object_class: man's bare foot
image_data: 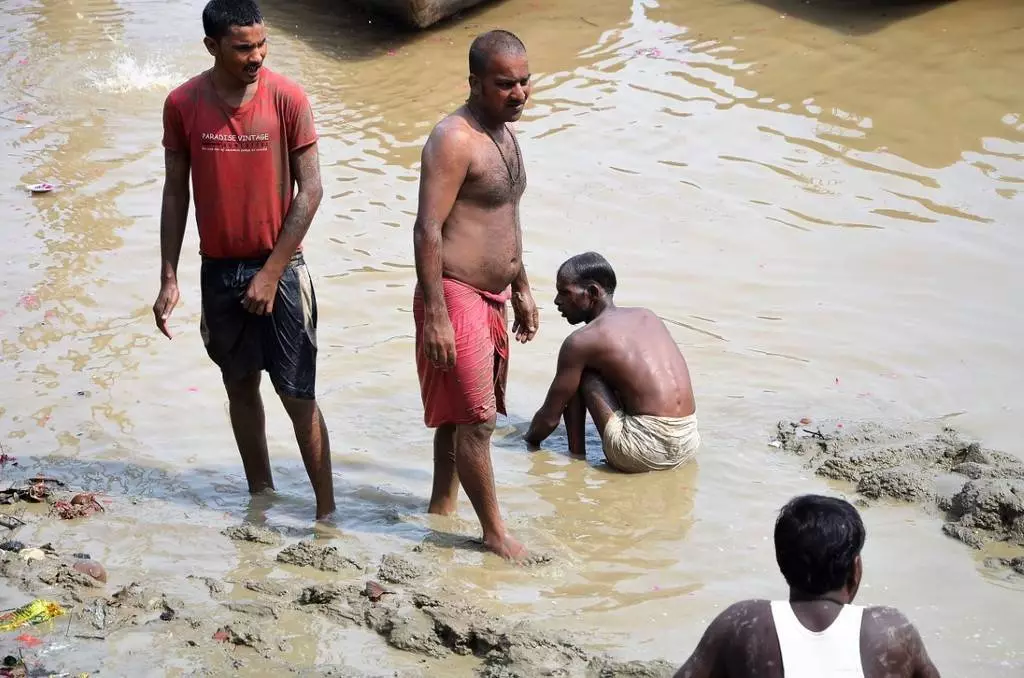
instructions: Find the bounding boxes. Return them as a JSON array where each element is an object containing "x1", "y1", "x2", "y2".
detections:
[
  {"x1": 483, "y1": 532, "x2": 529, "y2": 563},
  {"x1": 427, "y1": 501, "x2": 458, "y2": 517},
  {"x1": 315, "y1": 505, "x2": 337, "y2": 523}
]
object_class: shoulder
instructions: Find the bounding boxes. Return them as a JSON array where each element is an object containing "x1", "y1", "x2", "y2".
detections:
[
  {"x1": 164, "y1": 72, "x2": 206, "y2": 109},
  {"x1": 718, "y1": 599, "x2": 771, "y2": 626},
  {"x1": 428, "y1": 112, "x2": 475, "y2": 148},
  {"x1": 633, "y1": 307, "x2": 661, "y2": 323},
  {"x1": 862, "y1": 605, "x2": 915, "y2": 631},
  {"x1": 861, "y1": 606, "x2": 924, "y2": 651},
  {"x1": 262, "y1": 68, "x2": 310, "y2": 104},
  {"x1": 861, "y1": 606, "x2": 937, "y2": 673},
  {"x1": 559, "y1": 328, "x2": 589, "y2": 356},
  {"x1": 422, "y1": 113, "x2": 475, "y2": 165},
  {"x1": 699, "y1": 600, "x2": 770, "y2": 648}
]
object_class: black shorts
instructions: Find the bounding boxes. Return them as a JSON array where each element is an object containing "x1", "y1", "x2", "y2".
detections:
[{"x1": 199, "y1": 252, "x2": 318, "y2": 400}]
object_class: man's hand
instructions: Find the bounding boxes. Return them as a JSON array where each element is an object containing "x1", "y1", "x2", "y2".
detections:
[
  {"x1": 153, "y1": 280, "x2": 180, "y2": 339},
  {"x1": 511, "y1": 290, "x2": 539, "y2": 343},
  {"x1": 523, "y1": 428, "x2": 543, "y2": 451},
  {"x1": 242, "y1": 268, "x2": 281, "y2": 316},
  {"x1": 423, "y1": 315, "x2": 456, "y2": 370}
]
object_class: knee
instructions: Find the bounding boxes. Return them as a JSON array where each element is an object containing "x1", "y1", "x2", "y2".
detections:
[
  {"x1": 280, "y1": 394, "x2": 317, "y2": 420},
  {"x1": 458, "y1": 418, "x2": 496, "y2": 444},
  {"x1": 224, "y1": 373, "x2": 261, "y2": 404}
]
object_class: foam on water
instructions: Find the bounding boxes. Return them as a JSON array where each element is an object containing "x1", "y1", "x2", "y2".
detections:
[{"x1": 85, "y1": 51, "x2": 184, "y2": 93}]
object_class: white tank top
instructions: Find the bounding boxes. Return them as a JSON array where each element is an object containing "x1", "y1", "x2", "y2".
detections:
[{"x1": 770, "y1": 600, "x2": 865, "y2": 678}]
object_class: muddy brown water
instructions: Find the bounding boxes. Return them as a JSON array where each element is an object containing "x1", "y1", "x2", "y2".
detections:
[{"x1": 0, "y1": 0, "x2": 1022, "y2": 674}]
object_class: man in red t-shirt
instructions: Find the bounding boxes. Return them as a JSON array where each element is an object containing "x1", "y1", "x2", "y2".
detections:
[{"x1": 153, "y1": 0, "x2": 335, "y2": 520}]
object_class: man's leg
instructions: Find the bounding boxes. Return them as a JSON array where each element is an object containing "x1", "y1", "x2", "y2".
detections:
[
  {"x1": 201, "y1": 259, "x2": 274, "y2": 495},
  {"x1": 280, "y1": 395, "x2": 335, "y2": 520},
  {"x1": 268, "y1": 257, "x2": 335, "y2": 520},
  {"x1": 454, "y1": 416, "x2": 526, "y2": 561},
  {"x1": 563, "y1": 391, "x2": 587, "y2": 457},
  {"x1": 223, "y1": 371, "x2": 274, "y2": 493},
  {"x1": 428, "y1": 423, "x2": 459, "y2": 515},
  {"x1": 580, "y1": 369, "x2": 621, "y2": 441}
]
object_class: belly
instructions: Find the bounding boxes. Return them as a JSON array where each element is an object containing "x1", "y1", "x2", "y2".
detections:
[{"x1": 441, "y1": 206, "x2": 521, "y2": 294}]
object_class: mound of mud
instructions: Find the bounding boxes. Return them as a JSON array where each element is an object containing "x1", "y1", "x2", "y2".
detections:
[
  {"x1": 292, "y1": 583, "x2": 675, "y2": 677},
  {"x1": 223, "y1": 524, "x2": 282, "y2": 546},
  {"x1": 277, "y1": 540, "x2": 365, "y2": 572},
  {"x1": 774, "y1": 420, "x2": 1024, "y2": 569}
]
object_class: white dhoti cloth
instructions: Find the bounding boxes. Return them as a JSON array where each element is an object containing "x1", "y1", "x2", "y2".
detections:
[{"x1": 601, "y1": 411, "x2": 701, "y2": 473}]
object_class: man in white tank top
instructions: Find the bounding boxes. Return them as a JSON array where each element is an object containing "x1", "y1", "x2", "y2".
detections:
[{"x1": 673, "y1": 494, "x2": 941, "y2": 678}]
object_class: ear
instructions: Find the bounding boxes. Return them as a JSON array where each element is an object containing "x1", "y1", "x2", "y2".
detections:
[
  {"x1": 203, "y1": 36, "x2": 218, "y2": 57},
  {"x1": 586, "y1": 282, "x2": 603, "y2": 300},
  {"x1": 848, "y1": 554, "x2": 863, "y2": 600},
  {"x1": 468, "y1": 74, "x2": 481, "y2": 96}
]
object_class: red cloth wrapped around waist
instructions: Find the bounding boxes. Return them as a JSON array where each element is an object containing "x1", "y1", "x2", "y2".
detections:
[{"x1": 413, "y1": 278, "x2": 512, "y2": 427}]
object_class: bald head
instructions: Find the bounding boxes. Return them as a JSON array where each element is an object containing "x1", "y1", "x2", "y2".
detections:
[{"x1": 469, "y1": 29, "x2": 526, "y2": 77}]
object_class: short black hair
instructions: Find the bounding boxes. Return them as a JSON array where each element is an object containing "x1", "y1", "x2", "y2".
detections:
[
  {"x1": 468, "y1": 29, "x2": 526, "y2": 77},
  {"x1": 774, "y1": 494, "x2": 865, "y2": 596},
  {"x1": 202, "y1": 0, "x2": 263, "y2": 40},
  {"x1": 558, "y1": 252, "x2": 617, "y2": 295}
]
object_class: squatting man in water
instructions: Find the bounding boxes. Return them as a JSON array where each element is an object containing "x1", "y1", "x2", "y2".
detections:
[{"x1": 525, "y1": 252, "x2": 700, "y2": 472}]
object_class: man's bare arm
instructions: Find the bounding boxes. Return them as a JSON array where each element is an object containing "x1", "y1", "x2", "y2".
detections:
[
  {"x1": 867, "y1": 607, "x2": 941, "y2": 678},
  {"x1": 153, "y1": 149, "x2": 190, "y2": 339},
  {"x1": 413, "y1": 123, "x2": 470, "y2": 320},
  {"x1": 908, "y1": 623, "x2": 941, "y2": 678},
  {"x1": 525, "y1": 336, "x2": 586, "y2": 445},
  {"x1": 159, "y1": 149, "x2": 190, "y2": 285},
  {"x1": 673, "y1": 603, "x2": 746, "y2": 678},
  {"x1": 242, "y1": 143, "x2": 322, "y2": 316},
  {"x1": 413, "y1": 122, "x2": 472, "y2": 369},
  {"x1": 263, "y1": 143, "x2": 323, "y2": 277}
]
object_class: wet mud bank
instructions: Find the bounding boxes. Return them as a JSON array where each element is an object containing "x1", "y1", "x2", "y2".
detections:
[
  {"x1": 1, "y1": 477, "x2": 676, "y2": 677},
  {"x1": 774, "y1": 420, "x2": 1024, "y2": 573}
]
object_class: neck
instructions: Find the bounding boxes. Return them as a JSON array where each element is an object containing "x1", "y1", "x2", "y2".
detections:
[
  {"x1": 585, "y1": 297, "x2": 615, "y2": 323},
  {"x1": 210, "y1": 64, "x2": 252, "y2": 94},
  {"x1": 788, "y1": 588, "x2": 851, "y2": 606},
  {"x1": 466, "y1": 98, "x2": 504, "y2": 133}
]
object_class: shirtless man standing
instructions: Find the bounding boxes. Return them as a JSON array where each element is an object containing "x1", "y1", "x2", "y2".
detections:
[
  {"x1": 412, "y1": 30, "x2": 539, "y2": 561},
  {"x1": 673, "y1": 494, "x2": 941, "y2": 678},
  {"x1": 525, "y1": 252, "x2": 700, "y2": 472}
]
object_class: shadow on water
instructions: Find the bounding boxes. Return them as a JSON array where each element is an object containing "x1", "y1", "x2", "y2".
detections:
[
  {"x1": 259, "y1": 0, "x2": 511, "y2": 60},
  {"x1": 744, "y1": 0, "x2": 953, "y2": 35}
]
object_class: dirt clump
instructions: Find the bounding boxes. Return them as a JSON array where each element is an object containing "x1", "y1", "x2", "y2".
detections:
[
  {"x1": 945, "y1": 479, "x2": 1024, "y2": 548},
  {"x1": 223, "y1": 524, "x2": 283, "y2": 546},
  {"x1": 774, "y1": 420, "x2": 1024, "y2": 571},
  {"x1": 188, "y1": 574, "x2": 226, "y2": 597},
  {"x1": 294, "y1": 581, "x2": 675, "y2": 677},
  {"x1": 377, "y1": 553, "x2": 426, "y2": 584},
  {"x1": 226, "y1": 600, "x2": 281, "y2": 619},
  {"x1": 277, "y1": 540, "x2": 364, "y2": 572},
  {"x1": 245, "y1": 579, "x2": 293, "y2": 598}
]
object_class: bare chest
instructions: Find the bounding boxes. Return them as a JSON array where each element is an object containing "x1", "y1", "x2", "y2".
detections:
[{"x1": 460, "y1": 128, "x2": 527, "y2": 208}]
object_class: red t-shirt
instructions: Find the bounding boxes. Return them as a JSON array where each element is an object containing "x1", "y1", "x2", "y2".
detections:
[{"x1": 161, "y1": 67, "x2": 318, "y2": 259}]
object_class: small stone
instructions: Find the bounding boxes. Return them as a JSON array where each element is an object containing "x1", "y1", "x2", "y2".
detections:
[{"x1": 73, "y1": 559, "x2": 108, "y2": 583}]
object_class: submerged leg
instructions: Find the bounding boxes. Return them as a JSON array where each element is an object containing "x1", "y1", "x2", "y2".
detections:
[
  {"x1": 428, "y1": 423, "x2": 459, "y2": 515},
  {"x1": 454, "y1": 417, "x2": 527, "y2": 562}
]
